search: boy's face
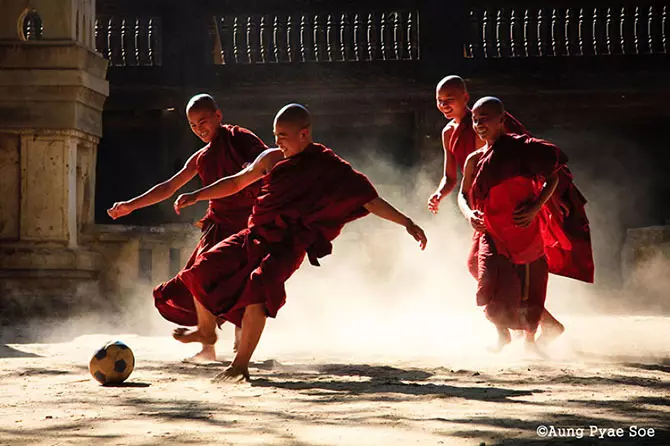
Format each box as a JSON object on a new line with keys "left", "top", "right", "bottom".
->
{"left": 273, "top": 121, "right": 310, "bottom": 157}
{"left": 472, "top": 106, "right": 505, "bottom": 143}
{"left": 436, "top": 86, "right": 469, "bottom": 120}
{"left": 187, "top": 108, "right": 222, "bottom": 143}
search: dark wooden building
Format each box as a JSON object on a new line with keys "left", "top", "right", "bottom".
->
{"left": 94, "top": 0, "right": 670, "bottom": 282}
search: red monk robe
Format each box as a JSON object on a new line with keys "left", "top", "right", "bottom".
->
{"left": 153, "top": 125, "right": 267, "bottom": 326}
{"left": 174, "top": 143, "right": 378, "bottom": 327}
{"left": 451, "top": 111, "right": 594, "bottom": 284}
{"left": 470, "top": 134, "right": 570, "bottom": 330}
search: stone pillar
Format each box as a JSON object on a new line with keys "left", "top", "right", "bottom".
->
{"left": 0, "top": 0, "right": 108, "bottom": 318}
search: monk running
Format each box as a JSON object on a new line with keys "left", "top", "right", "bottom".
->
{"left": 458, "top": 97, "right": 593, "bottom": 355}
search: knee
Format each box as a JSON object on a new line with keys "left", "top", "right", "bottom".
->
{"left": 245, "top": 303, "right": 267, "bottom": 318}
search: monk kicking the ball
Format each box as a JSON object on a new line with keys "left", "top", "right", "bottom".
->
{"left": 168, "top": 103, "right": 427, "bottom": 381}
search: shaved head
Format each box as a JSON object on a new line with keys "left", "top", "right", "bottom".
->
{"left": 274, "top": 103, "right": 311, "bottom": 129}
{"left": 186, "top": 93, "right": 219, "bottom": 114}
{"left": 472, "top": 96, "right": 505, "bottom": 117}
{"left": 436, "top": 75, "right": 467, "bottom": 93}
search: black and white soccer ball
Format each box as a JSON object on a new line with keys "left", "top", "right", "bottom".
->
{"left": 89, "top": 341, "right": 135, "bottom": 385}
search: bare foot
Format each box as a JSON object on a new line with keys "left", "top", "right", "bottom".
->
{"left": 212, "top": 364, "right": 250, "bottom": 383}
{"left": 182, "top": 344, "right": 217, "bottom": 364}
{"left": 173, "top": 327, "right": 217, "bottom": 345}
{"left": 525, "top": 339, "right": 549, "bottom": 359}
{"left": 487, "top": 327, "right": 512, "bottom": 353}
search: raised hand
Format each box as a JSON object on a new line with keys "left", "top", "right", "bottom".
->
{"left": 174, "top": 192, "right": 199, "bottom": 215}
{"left": 107, "top": 201, "right": 133, "bottom": 219}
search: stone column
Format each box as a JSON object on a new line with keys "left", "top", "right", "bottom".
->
{"left": 0, "top": 0, "right": 108, "bottom": 318}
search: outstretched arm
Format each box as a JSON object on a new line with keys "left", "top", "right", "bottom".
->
{"left": 107, "top": 150, "right": 200, "bottom": 219}
{"left": 174, "top": 148, "right": 284, "bottom": 214}
{"left": 364, "top": 197, "right": 427, "bottom": 250}
{"left": 428, "top": 126, "right": 458, "bottom": 214}
{"left": 458, "top": 151, "right": 486, "bottom": 232}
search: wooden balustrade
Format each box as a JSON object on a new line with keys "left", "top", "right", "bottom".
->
{"left": 213, "top": 10, "right": 420, "bottom": 64}
{"left": 465, "top": 3, "right": 668, "bottom": 58}
{"left": 95, "top": 16, "right": 162, "bottom": 66}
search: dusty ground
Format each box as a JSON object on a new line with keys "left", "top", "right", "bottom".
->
{"left": 1, "top": 314, "right": 669, "bottom": 446}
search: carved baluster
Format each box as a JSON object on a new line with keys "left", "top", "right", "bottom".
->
{"left": 286, "top": 15, "right": 295, "bottom": 63}
{"left": 365, "top": 13, "right": 376, "bottom": 61}
{"left": 537, "top": 8, "right": 548, "bottom": 57}
{"left": 523, "top": 8, "right": 533, "bottom": 57}
{"left": 509, "top": 9, "right": 521, "bottom": 57}
{"left": 313, "top": 14, "right": 326, "bottom": 62}
{"left": 550, "top": 8, "right": 563, "bottom": 56}
{"left": 273, "top": 15, "right": 283, "bottom": 63}
{"left": 407, "top": 11, "right": 419, "bottom": 59}
{"left": 620, "top": 7, "right": 630, "bottom": 55}
{"left": 259, "top": 15, "right": 268, "bottom": 63}
{"left": 341, "top": 13, "right": 352, "bottom": 61}
{"left": 353, "top": 13, "right": 363, "bottom": 61}
{"left": 247, "top": 16, "right": 258, "bottom": 63}
{"left": 326, "top": 14, "right": 337, "bottom": 61}
{"left": 648, "top": 6, "right": 658, "bottom": 54}
{"left": 496, "top": 9, "right": 509, "bottom": 57}
{"left": 380, "top": 13, "right": 388, "bottom": 60}
{"left": 134, "top": 18, "right": 144, "bottom": 65}
{"left": 147, "top": 18, "right": 155, "bottom": 65}
{"left": 300, "top": 14, "right": 308, "bottom": 62}
{"left": 634, "top": 6, "right": 643, "bottom": 54}
{"left": 108, "top": 17, "right": 121, "bottom": 66}
{"left": 663, "top": 6, "right": 668, "bottom": 54}
{"left": 393, "top": 11, "right": 404, "bottom": 60}
{"left": 233, "top": 17, "right": 242, "bottom": 63}
{"left": 605, "top": 8, "right": 615, "bottom": 55}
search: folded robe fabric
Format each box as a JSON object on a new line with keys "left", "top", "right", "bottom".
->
{"left": 174, "top": 143, "right": 379, "bottom": 327}
{"left": 153, "top": 125, "right": 267, "bottom": 326}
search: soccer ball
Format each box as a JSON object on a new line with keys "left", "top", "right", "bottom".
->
{"left": 89, "top": 341, "right": 135, "bottom": 385}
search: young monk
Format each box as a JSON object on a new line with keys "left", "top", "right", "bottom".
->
{"left": 108, "top": 93, "right": 268, "bottom": 362}
{"left": 169, "top": 103, "right": 428, "bottom": 381}
{"left": 428, "top": 75, "right": 526, "bottom": 213}
{"left": 429, "top": 75, "right": 573, "bottom": 346}
{"left": 458, "top": 97, "right": 592, "bottom": 355}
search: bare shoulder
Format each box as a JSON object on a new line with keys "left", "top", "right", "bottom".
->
{"left": 257, "top": 148, "right": 284, "bottom": 172}
{"left": 442, "top": 120, "right": 457, "bottom": 136}
{"left": 465, "top": 147, "right": 486, "bottom": 165}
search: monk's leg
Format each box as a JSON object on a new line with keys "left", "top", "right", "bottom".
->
{"left": 487, "top": 325, "right": 512, "bottom": 353}
{"left": 537, "top": 309, "right": 565, "bottom": 348}
{"left": 233, "top": 325, "right": 242, "bottom": 353}
{"left": 173, "top": 296, "right": 218, "bottom": 362}
{"left": 214, "top": 303, "right": 266, "bottom": 382}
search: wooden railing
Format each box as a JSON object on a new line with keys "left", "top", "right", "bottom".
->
{"left": 465, "top": 3, "right": 668, "bottom": 58}
{"left": 212, "top": 10, "right": 420, "bottom": 64}
{"left": 95, "top": 16, "right": 162, "bottom": 66}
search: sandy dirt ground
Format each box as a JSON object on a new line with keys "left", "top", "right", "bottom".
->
{"left": 1, "top": 314, "right": 669, "bottom": 446}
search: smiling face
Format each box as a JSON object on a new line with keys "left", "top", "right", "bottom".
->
{"left": 471, "top": 103, "right": 505, "bottom": 145}
{"left": 273, "top": 120, "right": 310, "bottom": 157}
{"left": 436, "top": 85, "right": 469, "bottom": 121}
{"left": 187, "top": 108, "right": 222, "bottom": 143}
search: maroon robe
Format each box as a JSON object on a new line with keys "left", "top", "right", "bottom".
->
{"left": 450, "top": 110, "right": 594, "bottom": 284}
{"left": 153, "top": 125, "right": 267, "bottom": 326}
{"left": 470, "top": 134, "right": 568, "bottom": 330}
{"left": 175, "top": 143, "right": 378, "bottom": 327}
